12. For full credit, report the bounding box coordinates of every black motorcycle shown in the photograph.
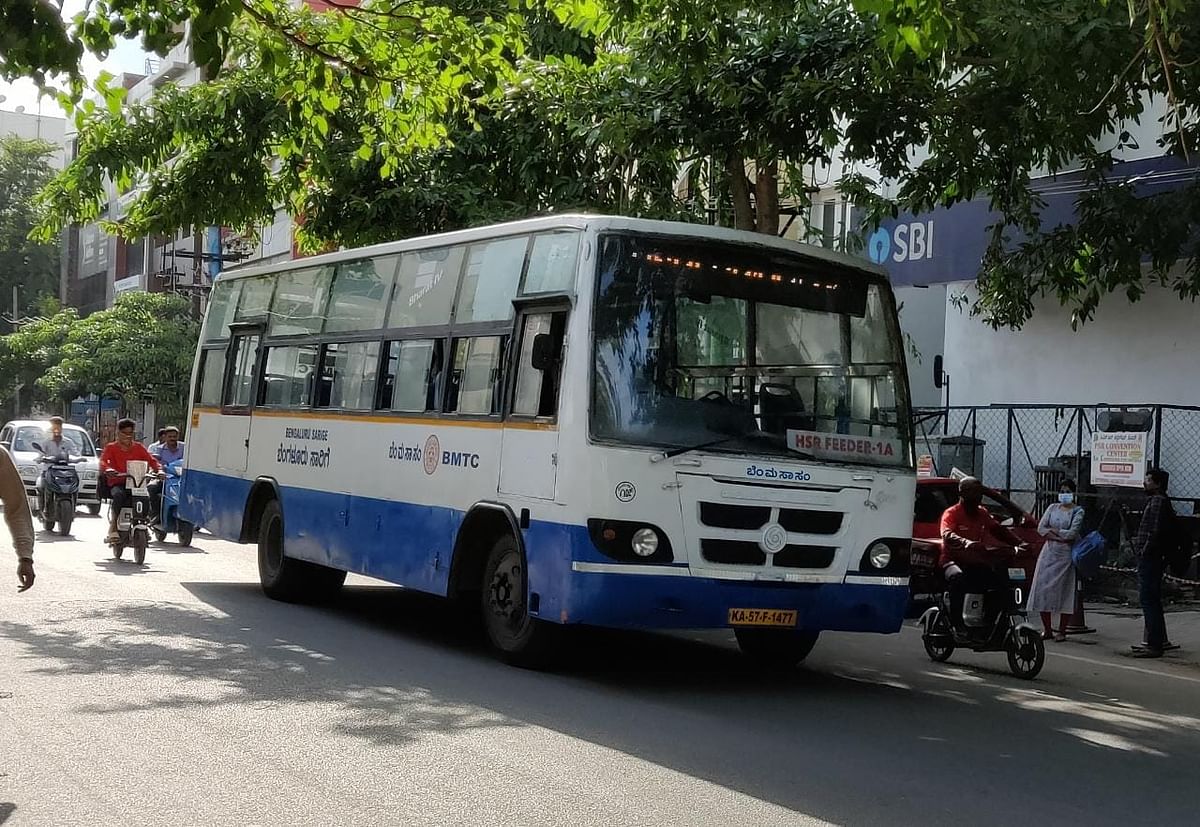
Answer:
[919,557,1046,679]
[32,442,86,536]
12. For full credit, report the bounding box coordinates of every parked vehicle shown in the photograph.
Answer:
[910,477,1044,602]
[107,460,160,565]
[919,557,1046,679]
[1,420,103,515]
[32,444,86,536]
[154,458,194,546]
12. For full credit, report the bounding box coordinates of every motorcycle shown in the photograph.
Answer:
[153,458,194,546]
[31,442,86,536]
[919,556,1046,680]
[106,460,162,565]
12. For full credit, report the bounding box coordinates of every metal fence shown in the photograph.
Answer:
[913,404,1200,515]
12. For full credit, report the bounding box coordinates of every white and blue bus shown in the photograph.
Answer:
[181,215,915,665]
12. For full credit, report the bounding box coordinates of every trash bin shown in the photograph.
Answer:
[926,435,985,478]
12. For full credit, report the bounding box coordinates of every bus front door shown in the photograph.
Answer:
[500,307,567,500]
[215,326,262,474]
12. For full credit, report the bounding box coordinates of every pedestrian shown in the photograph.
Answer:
[1132,468,1174,658]
[0,443,35,591]
[1029,479,1084,642]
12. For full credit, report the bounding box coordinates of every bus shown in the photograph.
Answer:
[181,215,915,666]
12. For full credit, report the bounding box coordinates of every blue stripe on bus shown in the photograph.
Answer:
[180,469,907,633]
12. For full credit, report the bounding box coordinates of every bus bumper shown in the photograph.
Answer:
[558,566,909,634]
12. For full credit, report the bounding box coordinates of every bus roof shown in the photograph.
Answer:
[217,214,889,284]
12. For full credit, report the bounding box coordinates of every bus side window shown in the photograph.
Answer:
[445,336,506,415]
[317,342,380,410]
[378,339,443,412]
[512,311,567,418]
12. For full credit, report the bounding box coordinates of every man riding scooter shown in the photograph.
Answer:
[35,416,73,517]
[147,425,184,525]
[939,477,1029,631]
[100,419,161,544]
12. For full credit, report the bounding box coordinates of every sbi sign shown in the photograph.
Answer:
[868,221,935,265]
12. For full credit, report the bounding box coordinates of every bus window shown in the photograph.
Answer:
[511,311,566,418]
[378,339,443,412]
[203,280,242,341]
[196,348,227,404]
[224,334,260,409]
[326,256,399,333]
[236,277,274,322]
[317,342,380,410]
[445,336,506,415]
[259,344,318,407]
[522,232,579,294]
[388,246,464,329]
[455,236,528,323]
[269,266,334,337]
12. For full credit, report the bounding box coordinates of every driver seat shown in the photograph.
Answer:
[758,382,813,435]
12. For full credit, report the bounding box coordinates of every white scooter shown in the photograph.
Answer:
[106,460,161,566]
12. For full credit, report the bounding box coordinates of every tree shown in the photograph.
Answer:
[0,301,79,417]
[0,136,61,318]
[42,292,200,425]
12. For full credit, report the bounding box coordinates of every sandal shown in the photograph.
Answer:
[105,531,120,544]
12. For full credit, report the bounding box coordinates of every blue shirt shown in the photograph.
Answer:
[153,442,185,464]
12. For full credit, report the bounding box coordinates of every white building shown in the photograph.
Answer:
[0,106,66,167]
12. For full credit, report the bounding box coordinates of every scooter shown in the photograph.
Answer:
[106,460,161,565]
[153,458,194,546]
[919,556,1046,679]
[31,442,86,536]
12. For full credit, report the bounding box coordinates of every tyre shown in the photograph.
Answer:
[922,611,956,663]
[1006,626,1045,680]
[57,499,73,536]
[481,534,559,667]
[87,503,101,516]
[734,628,820,669]
[177,522,194,547]
[133,531,148,565]
[256,500,345,603]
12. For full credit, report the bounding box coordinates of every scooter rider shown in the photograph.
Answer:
[36,416,73,516]
[939,477,1028,628]
[148,425,183,523]
[100,418,161,544]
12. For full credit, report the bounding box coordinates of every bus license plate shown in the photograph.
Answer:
[728,608,798,627]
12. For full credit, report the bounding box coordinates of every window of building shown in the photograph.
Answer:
[387,246,464,329]
[378,339,443,412]
[326,255,399,333]
[316,341,380,410]
[445,336,506,415]
[455,237,528,323]
[259,344,319,407]
[269,266,334,336]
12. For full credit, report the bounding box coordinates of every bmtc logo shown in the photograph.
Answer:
[868,220,935,264]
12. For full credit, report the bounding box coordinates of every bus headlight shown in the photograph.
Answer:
[868,542,892,569]
[631,528,660,557]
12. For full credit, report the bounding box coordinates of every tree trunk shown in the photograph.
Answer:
[755,159,779,236]
[724,152,756,232]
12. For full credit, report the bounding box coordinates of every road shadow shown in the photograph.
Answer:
[34,530,83,545]
[2,582,1198,826]
[91,559,153,576]
[0,803,14,825]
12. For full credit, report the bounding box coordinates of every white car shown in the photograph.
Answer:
[0,420,103,515]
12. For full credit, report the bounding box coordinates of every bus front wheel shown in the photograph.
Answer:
[481,534,559,667]
[734,628,819,670]
[257,500,346,603]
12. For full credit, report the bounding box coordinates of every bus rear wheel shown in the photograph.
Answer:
[734,628,819,670]
[257,500,346,603]
[481,534,559,667]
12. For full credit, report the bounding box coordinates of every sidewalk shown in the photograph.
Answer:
[1073,602,1200,667]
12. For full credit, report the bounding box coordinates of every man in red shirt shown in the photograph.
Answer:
[939,477,1025,628]
[100,418,161,543]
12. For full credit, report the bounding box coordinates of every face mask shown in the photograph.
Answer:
[1058,493,1074,505]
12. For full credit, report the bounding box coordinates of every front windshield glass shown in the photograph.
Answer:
[591,233,912,468]
[16,426,94,456]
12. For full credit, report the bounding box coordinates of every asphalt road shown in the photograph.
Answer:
[1,515,1198,826]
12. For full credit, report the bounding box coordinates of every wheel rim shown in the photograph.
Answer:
[263,513,283,576]
[487,549,528,642]
[1010,630,1041,675]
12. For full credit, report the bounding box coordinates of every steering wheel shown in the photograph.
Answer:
[699,390,731,404]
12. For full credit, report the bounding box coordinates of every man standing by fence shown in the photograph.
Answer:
[1133,469,1173,658]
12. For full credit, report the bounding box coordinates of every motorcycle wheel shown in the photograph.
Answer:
[57,499,73,536]
[133,532,147,566]
[923,612,956,663]
[177,523,194,547]
[1006,627,1045,680]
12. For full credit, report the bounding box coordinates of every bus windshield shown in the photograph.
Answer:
[591,233,911,468]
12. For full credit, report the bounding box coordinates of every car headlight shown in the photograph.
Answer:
[868,542,892,569]
[17,465,37,478]
[631,528,660,558]
[84,470,98,480]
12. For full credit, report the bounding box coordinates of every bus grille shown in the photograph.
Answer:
[699,502,843,536]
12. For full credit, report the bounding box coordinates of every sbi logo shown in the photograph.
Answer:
[868,221,935,264]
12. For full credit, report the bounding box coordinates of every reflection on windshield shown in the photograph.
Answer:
[591,233,911,468]
[14,427,93,456]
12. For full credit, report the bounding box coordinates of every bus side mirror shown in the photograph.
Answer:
[531,334,558,371]
[933,354,946,390]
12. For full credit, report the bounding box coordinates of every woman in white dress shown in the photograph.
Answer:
[1030,479,1085,641]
